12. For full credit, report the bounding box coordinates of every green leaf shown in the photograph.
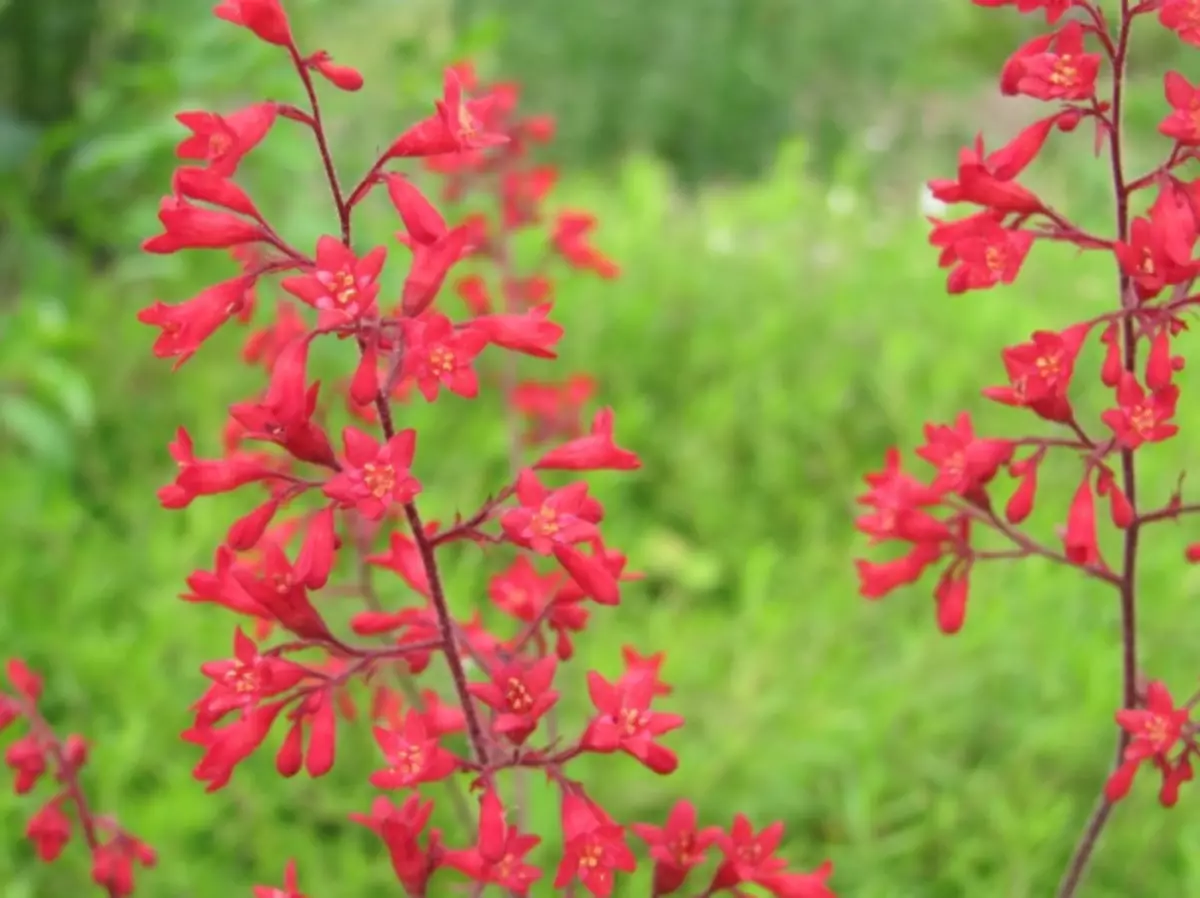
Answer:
[29,356,94,429]
[0,393,73,469]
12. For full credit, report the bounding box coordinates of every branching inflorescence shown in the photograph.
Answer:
[855,0,1200,895]
[3,0,836,896]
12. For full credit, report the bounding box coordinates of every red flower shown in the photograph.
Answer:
[369,710,459,789]
[533,407,641,471]
[1106,681,1195,806]
[194,628,308,725]
[1161,0,1200,47]
[442,788,542,894]
[399,312,488,400]
[142,195,266,254]
[581,668,684,774]
[1100,371,1180,450]
[138,275,253,366]
[280,236,387,329]
[630,800,721,897]
[552,212,619,277]
[185,700,286,791]
[501,469,603,552]
[854,448,950,544]
[1113,182,1198,300]
[213,0,293,46]
[928,124,1052,214]
[1062,474,1103,569]
[175,102,278,176]
[1005,21,1101,101]
[471,303,565,359]
[468,655,559,745]
[940,217,1035,294]
[553,794,637,897]
[1160,71,1200,144]
[387,67,509,159]
[91,835,156,898]
[25,800,71,861]
[230,542,336,642]
[915,412,1014,498]
[709,814,787,891]
[323,427,422,519]
[982,325,1091,422]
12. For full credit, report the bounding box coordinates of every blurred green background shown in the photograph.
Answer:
[4,0,1200,895]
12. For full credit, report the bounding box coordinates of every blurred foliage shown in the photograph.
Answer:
[4,134,1200,896]
[453,0,1200,184]
[454,0,955,182]
[4,0,1200,894]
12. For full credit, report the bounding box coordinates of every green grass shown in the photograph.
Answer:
[6,60,1200,898]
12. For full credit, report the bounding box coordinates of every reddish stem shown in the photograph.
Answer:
[1056,3,1138,894]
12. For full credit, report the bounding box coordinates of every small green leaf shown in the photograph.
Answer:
[30,356,94,429]
[0,393,73,469]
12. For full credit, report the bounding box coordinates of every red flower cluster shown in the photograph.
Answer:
[856,0,1200,892]
[1,660,156,896]
[0,1,839,896]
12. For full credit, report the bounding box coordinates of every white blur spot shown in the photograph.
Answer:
[919,184,947,217]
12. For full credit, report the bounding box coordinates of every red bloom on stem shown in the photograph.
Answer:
[305,50,364,92]
[213,0,293,46]
[138,275,253,366]
[280,235,387,329]
[230,542,336,642]
[939,216,1035,294]
[1160,71,1200,144]
[91,835,157,898]
[533,407,642,471]
[175,102,278,176]
[1106,681,1195,806]
[581,668,685,774]
[854,448,950,544]
[553,794,637,897]
[501,469,603,552]
[501,470,620,603]
[157,428,280,509]
[369,709,459,789]
[442,788,542,894]
[1100,372,1180,449]
[142,195,267,254]
[185,700,286,791]
[915,412,1014,497]
[399,312,488,400]
[194,628,308,724]
[25,800,71,861]
[709,814,787,892]
[1062,474,1103,569]
[1005,21,1101,101]
[631,799,721,897]
[1161,0,1200,47]
[1113,182,1198,300]
[387,67,509,159]
[468,655,559,744]
[552,212,619,278]
[982,325,1090,423]
[471,303,565,359]
[323,427,421,519]
[928,125,1052,214]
